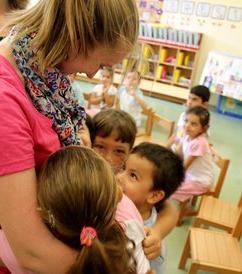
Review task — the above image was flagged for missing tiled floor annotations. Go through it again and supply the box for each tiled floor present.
[76,80,242,274]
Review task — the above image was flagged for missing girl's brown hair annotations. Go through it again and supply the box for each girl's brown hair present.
[5,0,139,70]
[37,146,136,274]
[93,109,137,149]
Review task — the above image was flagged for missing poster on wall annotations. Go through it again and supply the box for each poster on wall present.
[200,51,242,101]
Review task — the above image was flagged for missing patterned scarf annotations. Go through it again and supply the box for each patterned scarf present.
[11,31,86,146]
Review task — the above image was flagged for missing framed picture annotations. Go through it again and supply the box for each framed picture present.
[227,7,242,22]
[180,1,195,15]
[163,0,179,13]
[211,5,227,20]
[196,2,211,17]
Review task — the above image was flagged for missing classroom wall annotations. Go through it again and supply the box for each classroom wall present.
[161,0,242,105]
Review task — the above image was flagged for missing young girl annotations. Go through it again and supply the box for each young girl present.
[117,70,147,128]
[0,146,136,274]
[89,67,117,109]
[171,106,214,202]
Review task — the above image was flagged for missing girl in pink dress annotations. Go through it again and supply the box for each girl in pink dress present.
[171,106,214,202]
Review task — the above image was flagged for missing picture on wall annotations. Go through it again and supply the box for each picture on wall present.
[200,51,242,101]
[211,5,227,20]
[163,0,179,13]
[180,1,195,15]
[196,2,211,17]
[227,7,242,22]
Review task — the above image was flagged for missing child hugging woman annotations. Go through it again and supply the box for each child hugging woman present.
[0,146,136,274]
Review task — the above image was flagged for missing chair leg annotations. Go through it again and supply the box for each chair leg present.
[177,200,189,226]
[178,231,191,269]
[188,263,199,274]
[191,196,198,207]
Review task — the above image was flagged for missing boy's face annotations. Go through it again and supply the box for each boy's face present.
[93,132,130,174]
[117,153,154,211]
[186,94,205,108]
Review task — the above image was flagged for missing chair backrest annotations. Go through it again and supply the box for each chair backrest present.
[151,112,175,140]
[210,146,230,198]
[232,203,242,239]
[136,105,154,137]
[83,92,92,109]
[238,194,242,208]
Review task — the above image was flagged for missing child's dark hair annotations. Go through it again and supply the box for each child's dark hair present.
[85,114,95,144]
[93,109,137,149]
[186,106,210,128]
[131,142,184,211]
[190,85,211,102]
[38,146,136,274]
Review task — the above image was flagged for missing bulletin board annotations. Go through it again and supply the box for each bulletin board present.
[200,51,242,101]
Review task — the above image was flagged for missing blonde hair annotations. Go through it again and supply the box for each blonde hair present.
[37,146,136,274]
[5,0,139,70]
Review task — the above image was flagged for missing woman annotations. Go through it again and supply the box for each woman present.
[0,0,138,273]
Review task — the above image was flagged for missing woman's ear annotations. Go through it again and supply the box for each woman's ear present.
[147,190,165,205]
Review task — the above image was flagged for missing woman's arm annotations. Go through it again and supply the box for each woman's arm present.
[143,200,178,260]
[0,168,77,274]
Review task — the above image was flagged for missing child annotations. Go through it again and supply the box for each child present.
[171,106,214,202]
[0,146,136,274]
[176,85,211,138]
[89,67,117,109]
[117,70,147,128]
[92,109,150,273]
[92,109,180,262]
[117,142,184,274]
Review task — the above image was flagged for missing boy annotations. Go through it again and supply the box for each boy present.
[117,142,184,273]
[92,109,180,261]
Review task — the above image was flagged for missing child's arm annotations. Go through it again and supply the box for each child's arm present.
[166,134,177,148]
[0,168,77,274]
[89,92,103,105]
[143,200,178,260]
[131,90,148,110]
[184,155,197,170]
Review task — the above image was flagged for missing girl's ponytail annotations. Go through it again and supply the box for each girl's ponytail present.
[68,223,136,274]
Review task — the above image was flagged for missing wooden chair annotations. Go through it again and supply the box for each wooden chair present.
[136,105,154,138]
[193,194,242,234]
[177,146,230,226]
[135,111,175,146]
[178,208,242,274]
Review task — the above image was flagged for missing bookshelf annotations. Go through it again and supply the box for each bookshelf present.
[76,31,202,103]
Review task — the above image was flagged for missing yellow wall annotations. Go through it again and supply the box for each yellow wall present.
[161,0,242,86]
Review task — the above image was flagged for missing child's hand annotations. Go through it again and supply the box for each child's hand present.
[143,227,161,260]
[146,269,156,274]
[78,124,92,147]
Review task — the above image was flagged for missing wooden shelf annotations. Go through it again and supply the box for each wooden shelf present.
[77,34,201,103]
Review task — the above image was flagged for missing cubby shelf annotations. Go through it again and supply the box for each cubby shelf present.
[77,36,201,103]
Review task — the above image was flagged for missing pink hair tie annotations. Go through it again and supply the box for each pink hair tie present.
[80,226,97,247]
